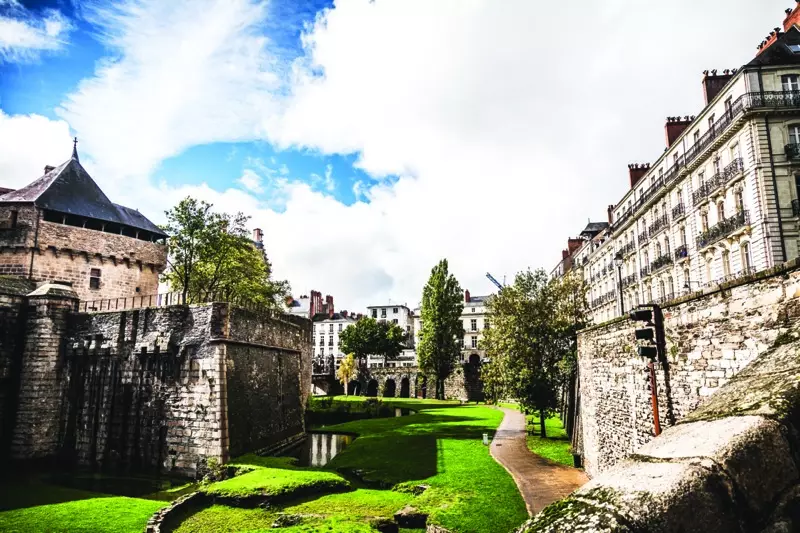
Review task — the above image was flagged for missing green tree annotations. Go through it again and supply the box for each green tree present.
[338,318,407,370]
[480,269,587,437]
[418,259,464,400]
[337,353,357,395]
[162,197,289,308]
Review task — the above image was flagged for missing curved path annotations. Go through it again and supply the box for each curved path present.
[490,407,588,516]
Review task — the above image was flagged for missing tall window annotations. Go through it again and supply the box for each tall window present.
[708,114,716,129]
[734,189,744,212]
[470,319,477,331]
[471,336,478,349]
[790,125,800,145]
[724,96,733,114]
[684,268,690,288]
[656,242,662,257]
[328,336,334,346]
[392,318,398,324]
[643,251,649,267]
[372,309,377,318]
[705,258,713,283]
[782,74,800,92]
[722,251,731,278]
[329,323,334,333]
[742,242,753,271]
[89,268,101,289]
[484,319,490,330]
[393,307,398,313]
[677,189,683,205]
[659,280,665,300]
[338,323,343,332]
[717,201,725,222]
[667,277,674,297]
[713,157,721,175]
[701,212,709,232]
[319,336,324,346]
[680,226,687,246]
[693,130,700,143]
[381,309,386,318]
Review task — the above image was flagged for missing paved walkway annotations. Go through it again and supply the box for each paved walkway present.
[490,407,588,516]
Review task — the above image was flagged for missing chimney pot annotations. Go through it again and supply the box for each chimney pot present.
[253,228,263,243]
[628,163,650,189]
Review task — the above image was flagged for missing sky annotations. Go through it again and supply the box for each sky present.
[0,0,792,312]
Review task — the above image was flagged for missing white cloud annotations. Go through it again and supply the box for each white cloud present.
[0,111,73,186]
[0,1,72,63]
[3,0,792,312]
[237,168,264,193]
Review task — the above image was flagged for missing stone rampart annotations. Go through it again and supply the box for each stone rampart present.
[1,288,310,478]
[518,329,800,532]
[577,259,800,478]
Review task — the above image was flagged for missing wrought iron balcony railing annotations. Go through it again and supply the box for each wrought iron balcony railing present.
[611,92,797,232]
[696,210,750,250]
[640,265,651,279]
[650,253,673,273]
[638,233,648,247]
[674,244,688,261]
[621,273,638,289]
[672,203,685,219]
[786,143,800,160]
[722,157,744,183]
[692,158,744,205]
[620,241,636,257]
[648,213,670,238]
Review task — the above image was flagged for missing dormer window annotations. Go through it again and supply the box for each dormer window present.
[788,44,800,54]
[782,74,800,92]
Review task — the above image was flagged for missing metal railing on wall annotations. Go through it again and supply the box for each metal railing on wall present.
[79,290,276,315]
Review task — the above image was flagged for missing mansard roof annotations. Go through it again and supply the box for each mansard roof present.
[747,24,800,67]
[0,153,166,237]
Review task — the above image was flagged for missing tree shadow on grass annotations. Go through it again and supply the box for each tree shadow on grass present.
[0,480,110,511]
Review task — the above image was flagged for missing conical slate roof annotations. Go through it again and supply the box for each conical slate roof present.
[0,150,166,237]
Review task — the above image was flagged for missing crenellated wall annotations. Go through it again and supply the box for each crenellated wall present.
[577,258,800,478]
[0,283,311,478]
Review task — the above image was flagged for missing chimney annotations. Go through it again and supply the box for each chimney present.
[342,310,348,318]
[664,116,693,148]
[285,295,294,306]
[701,70,735,104]
[567,238,583,254]
[628,163,650,189]
[465,289,471,303]
[607,204,615,225]
[253,228,263,243]
[561,249,569,261]
[325,295,334,318]
[44,165,55,174]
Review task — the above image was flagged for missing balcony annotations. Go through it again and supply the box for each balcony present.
[721,157,744,183]
[640,265,651,279]
[638,233,648,247]
[620,241,636,257]
[621,274,638,289]
[786,143,800,160]
[611,91,798,232]
[650,253,673,273]
[674,244,688,261]
[696,210,750,250]
[647,213,669,238]
[672,203,686,220]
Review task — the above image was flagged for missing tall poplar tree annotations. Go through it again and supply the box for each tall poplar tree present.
[418,259,464,400]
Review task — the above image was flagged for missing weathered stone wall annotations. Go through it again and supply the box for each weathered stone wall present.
[0,206,166,301]
[578,259,800,478]
[0,277,35,455]
[7,299,311,478]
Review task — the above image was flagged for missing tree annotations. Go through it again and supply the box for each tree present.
[418,259,464,400]
[162,197,289,308]
[338,318,407,371]
[480,269,587,437]
[337,353,357,395]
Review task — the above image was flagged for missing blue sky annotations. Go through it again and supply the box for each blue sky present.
[0,0,792,310]
[0,0,380,209]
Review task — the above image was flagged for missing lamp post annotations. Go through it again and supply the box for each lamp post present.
[683,280,702,293]
[629,305,666,437]
[614,251,624,317]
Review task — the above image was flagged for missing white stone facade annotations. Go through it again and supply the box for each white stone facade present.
[411,290,491,363]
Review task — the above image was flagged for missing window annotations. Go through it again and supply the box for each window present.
[788,44,800,54]
[735,189,744,212]
[656,242,662,256]
[459,338,464,348]
[722,251,731,278]
[659,279,665,299]
[717,201,725,221]
[471,336,478,348]
[471,307,475,312]
[684,268,691,289]
[693,130,700,143]
[484,319,490,329]
[471,319,477,331]
[393,307,398,313]
[677,189,683,204]
[643,251,649,266]
[673,153,679,166]
[10,210,18,228]
[381,309,386,318]
[371,309,377,318]
[319,336,324,346]
[392,318,398,324]
[667,277,674,296]
[338,323,343,332]
[320,347,324,356]
[713,157,721,175]
[680,226,687,246]
[725,96,733,113]
[782,74,800,92]
[89,268,101,289]
[329,323,333,333]
[705,258,713,283]
[701,212,709,232]
[313,325,316,334]
[708,114,716,129]
[742,242,753,271]
[790,125,800,145]
[328,336,334,346]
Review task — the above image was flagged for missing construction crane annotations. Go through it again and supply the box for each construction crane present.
[486,272,504,291]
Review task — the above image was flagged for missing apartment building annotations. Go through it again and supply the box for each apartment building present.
[412,289,491,363]
[367,303,414,339]
[556,7,800,324]
[312,311,358,373]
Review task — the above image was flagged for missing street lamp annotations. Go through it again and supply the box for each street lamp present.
[683,280,701,292]
[614,251,624,317]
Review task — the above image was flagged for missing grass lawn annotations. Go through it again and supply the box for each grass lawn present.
[525,414,574,466]
[179,400,528,533]
[0,480,166,533]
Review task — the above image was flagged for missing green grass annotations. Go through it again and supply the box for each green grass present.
[178,403,528,533]
[202,456,350,499]
[0,481,166,533]
[525,414,574,466]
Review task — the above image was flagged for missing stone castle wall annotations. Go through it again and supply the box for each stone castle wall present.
[1,284,310,478]
[0,205,166,301]
[578,259,800,478]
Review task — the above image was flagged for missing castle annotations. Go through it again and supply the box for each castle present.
[0,141,167,301]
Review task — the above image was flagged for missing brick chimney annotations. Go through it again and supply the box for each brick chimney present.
[309,290,322,317]
[465,289,471,303]
[567,238,583,254]
[285,295,294,306]
[342,310,348,318]
[785,3,800,31]
[253,228,263,243]
[665,117,693,148]
[325,295,334,318]
[607,204,615,225]
[702,70,734,105]
[628,163,650,189]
